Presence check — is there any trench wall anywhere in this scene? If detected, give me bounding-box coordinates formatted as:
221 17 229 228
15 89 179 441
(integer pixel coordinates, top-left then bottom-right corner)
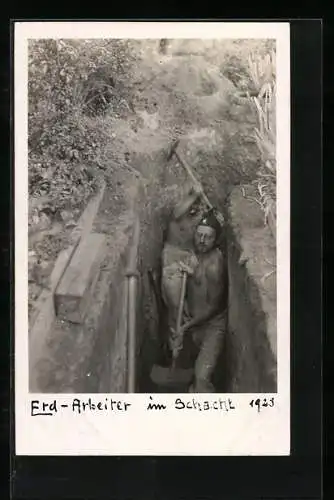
88 164 168 393
225 184 277 392
29 155 168 393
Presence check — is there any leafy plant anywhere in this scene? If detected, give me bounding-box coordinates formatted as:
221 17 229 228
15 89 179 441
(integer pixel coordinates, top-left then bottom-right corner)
28 39 136 218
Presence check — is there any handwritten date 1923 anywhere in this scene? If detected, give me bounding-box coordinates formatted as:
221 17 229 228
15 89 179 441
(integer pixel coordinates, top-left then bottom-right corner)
249 397 275 412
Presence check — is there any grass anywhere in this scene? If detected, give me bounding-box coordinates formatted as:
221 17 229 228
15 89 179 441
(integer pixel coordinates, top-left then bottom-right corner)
248 49 276 239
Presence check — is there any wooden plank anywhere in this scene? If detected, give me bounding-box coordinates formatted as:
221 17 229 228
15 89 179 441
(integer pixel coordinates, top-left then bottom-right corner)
55 233 106 324
68 180 105 246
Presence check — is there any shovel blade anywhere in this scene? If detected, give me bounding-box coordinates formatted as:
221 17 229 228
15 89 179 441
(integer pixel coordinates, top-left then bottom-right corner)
150 364 194 387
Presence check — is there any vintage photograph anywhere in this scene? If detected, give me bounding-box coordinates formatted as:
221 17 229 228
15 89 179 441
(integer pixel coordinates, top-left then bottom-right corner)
27 36 277 395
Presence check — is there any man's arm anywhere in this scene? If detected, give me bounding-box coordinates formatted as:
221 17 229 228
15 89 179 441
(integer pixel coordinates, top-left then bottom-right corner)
183 300 220 331
172 191 201 220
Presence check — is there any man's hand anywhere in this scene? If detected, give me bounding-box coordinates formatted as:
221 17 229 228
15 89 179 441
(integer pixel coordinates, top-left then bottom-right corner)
168 324 189 356
169 319 192 343
168 329 183 356
192 181 204 196
187 184 203 202
179 261 194 275
179 253 198 275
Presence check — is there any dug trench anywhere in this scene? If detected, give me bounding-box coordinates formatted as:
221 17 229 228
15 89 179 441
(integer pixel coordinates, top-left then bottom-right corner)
29 140 277 394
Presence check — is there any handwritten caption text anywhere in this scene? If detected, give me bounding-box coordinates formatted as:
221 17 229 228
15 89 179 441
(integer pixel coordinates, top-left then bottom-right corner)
30 396 275 417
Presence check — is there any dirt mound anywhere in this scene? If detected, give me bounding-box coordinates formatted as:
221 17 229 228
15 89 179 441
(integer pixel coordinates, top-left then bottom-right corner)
121 52 260 199
153 56 234 96
132 55 237 130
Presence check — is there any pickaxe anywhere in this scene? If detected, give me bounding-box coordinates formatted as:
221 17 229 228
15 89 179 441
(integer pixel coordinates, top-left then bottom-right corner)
166 139 225 226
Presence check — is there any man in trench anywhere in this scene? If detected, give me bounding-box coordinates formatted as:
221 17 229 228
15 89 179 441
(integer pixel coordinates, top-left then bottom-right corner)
168 210 227 393
160 182 207 337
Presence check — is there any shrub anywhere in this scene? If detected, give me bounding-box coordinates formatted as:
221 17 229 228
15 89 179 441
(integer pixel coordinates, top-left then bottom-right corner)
28 39 137 216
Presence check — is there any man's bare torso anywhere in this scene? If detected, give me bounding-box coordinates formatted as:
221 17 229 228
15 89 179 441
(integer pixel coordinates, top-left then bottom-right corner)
187 248 225 319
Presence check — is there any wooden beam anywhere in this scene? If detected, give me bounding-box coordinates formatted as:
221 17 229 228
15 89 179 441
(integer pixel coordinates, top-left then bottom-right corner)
54 233 106 324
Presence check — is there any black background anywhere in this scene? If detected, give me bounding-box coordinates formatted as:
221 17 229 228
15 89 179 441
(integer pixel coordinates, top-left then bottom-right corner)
1 18 323 500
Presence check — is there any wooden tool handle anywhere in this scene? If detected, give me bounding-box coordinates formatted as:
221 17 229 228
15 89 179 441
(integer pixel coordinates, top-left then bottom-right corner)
174 148 225 225
172 270 188 365
176 270 188 333
174 149 212 208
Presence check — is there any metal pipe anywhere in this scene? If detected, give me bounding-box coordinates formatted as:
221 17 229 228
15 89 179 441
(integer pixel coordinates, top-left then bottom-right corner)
125 216 140 393
127 275 138 393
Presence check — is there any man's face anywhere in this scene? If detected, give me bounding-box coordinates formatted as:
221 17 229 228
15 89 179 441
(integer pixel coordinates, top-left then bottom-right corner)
194 225 216 253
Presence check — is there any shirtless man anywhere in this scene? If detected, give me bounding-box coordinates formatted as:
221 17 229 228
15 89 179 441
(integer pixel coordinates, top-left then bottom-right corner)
161 183 207 334
170 210 227 393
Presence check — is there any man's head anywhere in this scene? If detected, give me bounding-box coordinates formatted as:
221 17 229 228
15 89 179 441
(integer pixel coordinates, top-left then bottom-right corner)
194 210 221 254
